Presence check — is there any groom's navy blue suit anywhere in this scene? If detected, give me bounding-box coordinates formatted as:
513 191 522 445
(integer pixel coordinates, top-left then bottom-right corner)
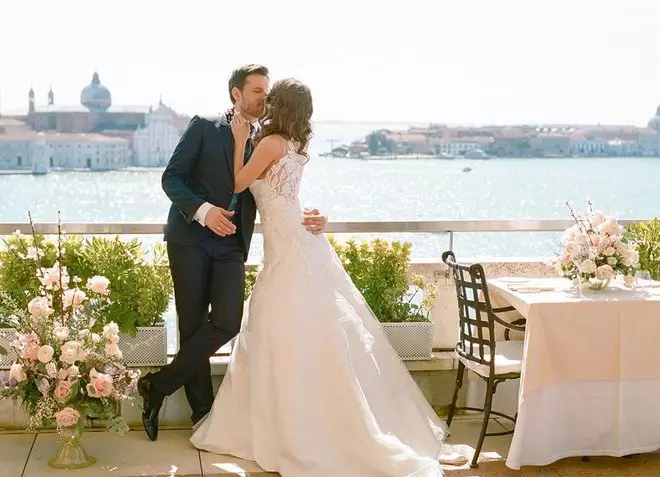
150 113 256 423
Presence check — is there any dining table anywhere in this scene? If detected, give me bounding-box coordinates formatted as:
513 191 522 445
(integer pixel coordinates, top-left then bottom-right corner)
487 276 660 469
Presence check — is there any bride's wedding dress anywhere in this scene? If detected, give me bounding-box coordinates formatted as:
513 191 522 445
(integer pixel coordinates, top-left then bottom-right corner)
190 141 447 476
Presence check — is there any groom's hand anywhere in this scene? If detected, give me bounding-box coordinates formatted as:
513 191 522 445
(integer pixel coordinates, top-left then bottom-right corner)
302 208 328 235
206 206 236 236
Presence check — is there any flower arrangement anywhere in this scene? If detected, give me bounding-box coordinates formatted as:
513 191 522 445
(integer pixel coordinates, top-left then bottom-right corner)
554 202 639 289
0 216 139 438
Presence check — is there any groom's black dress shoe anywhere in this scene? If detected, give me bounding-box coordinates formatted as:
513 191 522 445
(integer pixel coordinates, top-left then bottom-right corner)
138 374 163 441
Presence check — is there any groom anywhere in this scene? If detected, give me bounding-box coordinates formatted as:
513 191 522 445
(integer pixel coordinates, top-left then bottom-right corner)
138 64 328 441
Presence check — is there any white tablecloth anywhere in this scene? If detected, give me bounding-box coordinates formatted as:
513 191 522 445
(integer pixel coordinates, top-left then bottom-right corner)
488 277 660 469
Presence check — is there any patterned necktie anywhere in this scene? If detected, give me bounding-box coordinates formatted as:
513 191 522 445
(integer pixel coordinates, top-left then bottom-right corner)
245 127 254 163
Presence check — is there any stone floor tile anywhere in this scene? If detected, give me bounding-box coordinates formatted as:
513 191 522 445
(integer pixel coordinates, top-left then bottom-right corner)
199 451 276 476
23 429 202 476
445 417 513 467
0 433 36 477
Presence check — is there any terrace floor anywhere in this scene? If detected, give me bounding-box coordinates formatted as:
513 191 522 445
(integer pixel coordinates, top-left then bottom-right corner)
3 414 660 476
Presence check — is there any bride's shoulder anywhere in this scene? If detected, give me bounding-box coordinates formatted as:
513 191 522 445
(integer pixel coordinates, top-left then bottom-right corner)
255 134 289 157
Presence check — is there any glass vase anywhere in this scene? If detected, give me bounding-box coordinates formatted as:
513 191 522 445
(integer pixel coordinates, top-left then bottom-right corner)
48 425 96 469
586 278 610 290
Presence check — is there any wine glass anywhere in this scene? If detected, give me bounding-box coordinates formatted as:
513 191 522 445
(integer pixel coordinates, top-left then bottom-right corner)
635 270 652 288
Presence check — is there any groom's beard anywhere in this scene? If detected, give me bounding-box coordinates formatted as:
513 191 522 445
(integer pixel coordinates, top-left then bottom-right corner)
246 103 265 120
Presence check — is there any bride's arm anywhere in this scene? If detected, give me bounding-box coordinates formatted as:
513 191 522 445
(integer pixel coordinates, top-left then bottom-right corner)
234 136 286 193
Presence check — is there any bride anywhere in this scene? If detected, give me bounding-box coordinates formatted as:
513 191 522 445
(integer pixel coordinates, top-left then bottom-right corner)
190 78 459 476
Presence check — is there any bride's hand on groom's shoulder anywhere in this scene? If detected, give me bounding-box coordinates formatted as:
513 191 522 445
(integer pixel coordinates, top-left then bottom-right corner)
302 208 328 235
230 111 251 144
206 206 236 237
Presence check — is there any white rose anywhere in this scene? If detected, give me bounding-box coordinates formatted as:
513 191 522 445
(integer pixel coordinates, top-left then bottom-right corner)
60 341 86 365
565 241 583 259
45 362 58 378
598 217 623 236
595 264 615 281
579 259 597 274
53 326 70 341
67 365 80 378
622 250 639 267
607 256 617 266
589 212 605 226
91 333 101 344
103 322 119 336
37 345 55 364
9 363 26 382
38 263 70 290
28 297 54 318
63 289 87 309
78 329 89 338
86 276 110 295
603 247 616 257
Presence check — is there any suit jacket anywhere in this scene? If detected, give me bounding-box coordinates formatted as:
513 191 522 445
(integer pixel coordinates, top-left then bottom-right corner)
161 114 257 256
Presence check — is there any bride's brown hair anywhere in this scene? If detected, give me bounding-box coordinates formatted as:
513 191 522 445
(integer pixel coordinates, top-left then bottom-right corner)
256 78 313 157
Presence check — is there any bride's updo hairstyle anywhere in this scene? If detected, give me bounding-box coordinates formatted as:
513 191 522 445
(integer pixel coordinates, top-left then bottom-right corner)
256 78 313 158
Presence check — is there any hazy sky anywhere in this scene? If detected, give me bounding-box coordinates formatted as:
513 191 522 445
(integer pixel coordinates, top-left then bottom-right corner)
1 0 659 125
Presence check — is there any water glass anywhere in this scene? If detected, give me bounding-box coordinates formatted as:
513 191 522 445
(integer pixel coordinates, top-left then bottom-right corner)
635 270 652 288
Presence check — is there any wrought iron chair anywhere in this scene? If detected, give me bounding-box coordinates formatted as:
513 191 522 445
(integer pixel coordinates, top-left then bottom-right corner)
442 251 526 468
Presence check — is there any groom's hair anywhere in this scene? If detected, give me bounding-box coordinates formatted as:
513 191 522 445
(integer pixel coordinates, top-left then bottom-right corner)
228 64 269 103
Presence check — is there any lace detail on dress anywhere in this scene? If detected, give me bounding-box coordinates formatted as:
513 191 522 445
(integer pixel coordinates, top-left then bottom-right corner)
249 140 306 211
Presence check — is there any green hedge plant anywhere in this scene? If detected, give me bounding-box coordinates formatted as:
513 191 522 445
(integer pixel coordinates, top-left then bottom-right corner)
328 237 437 323
0 229 172 335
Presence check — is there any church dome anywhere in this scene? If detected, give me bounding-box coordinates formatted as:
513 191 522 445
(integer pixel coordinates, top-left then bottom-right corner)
81 72 111 111
648 106 660 132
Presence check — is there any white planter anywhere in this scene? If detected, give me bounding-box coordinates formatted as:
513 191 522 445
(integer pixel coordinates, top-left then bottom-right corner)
381 321 434 360
119 327 168 367
0 328 17 369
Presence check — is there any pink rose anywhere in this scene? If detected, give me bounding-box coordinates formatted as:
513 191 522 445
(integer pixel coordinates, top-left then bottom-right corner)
38 263 70 290
9 363 26 383
54 380 73 403
63 289 87 309
54 407 80 428
28 296 54 318
105 342 122 359
21 343 40 362
86 369 114 398
86 276 110 295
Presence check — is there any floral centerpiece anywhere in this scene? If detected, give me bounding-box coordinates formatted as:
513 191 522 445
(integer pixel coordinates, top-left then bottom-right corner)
0 216 139 469
554 202 639 290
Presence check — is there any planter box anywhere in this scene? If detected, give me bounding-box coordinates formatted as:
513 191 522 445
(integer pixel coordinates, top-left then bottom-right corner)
119 327 168 367
0 328 18 369
381 321 434 361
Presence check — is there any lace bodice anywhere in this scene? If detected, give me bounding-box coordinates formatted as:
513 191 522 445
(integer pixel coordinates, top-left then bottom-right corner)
249 140 332 272
249 140 306 219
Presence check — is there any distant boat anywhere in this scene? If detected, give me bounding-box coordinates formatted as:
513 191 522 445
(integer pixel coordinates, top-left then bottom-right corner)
462 166 472 172
464 149 489 160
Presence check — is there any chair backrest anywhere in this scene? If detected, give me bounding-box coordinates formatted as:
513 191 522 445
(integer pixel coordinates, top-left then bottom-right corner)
442 250 497 369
